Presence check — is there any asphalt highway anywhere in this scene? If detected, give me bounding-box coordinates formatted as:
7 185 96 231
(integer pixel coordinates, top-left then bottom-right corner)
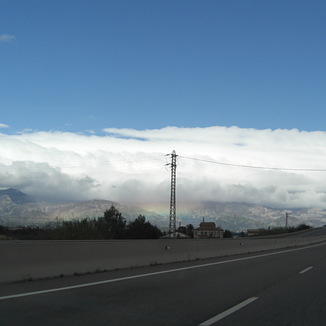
1 242 326 326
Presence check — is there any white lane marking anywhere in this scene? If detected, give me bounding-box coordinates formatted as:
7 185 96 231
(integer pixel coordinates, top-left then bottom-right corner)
0 242 325 301
300 266 314 274
199 297 258 326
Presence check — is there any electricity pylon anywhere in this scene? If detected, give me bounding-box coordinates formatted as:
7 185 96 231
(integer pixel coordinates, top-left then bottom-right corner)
168 150 177 236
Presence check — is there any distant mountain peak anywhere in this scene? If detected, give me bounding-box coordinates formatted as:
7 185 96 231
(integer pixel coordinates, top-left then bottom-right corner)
0 188 34 205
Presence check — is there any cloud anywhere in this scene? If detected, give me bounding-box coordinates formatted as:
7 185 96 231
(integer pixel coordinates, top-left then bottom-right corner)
0 161 99 202
0 123 9 129
1 126 326 213
0 34 15 42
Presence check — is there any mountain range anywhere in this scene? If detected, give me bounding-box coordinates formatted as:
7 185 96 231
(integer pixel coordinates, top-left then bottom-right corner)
0 188 167 228
180 201 326 231
1 188 326 231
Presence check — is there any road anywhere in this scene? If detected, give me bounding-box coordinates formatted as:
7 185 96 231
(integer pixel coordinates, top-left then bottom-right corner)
1 242 326 326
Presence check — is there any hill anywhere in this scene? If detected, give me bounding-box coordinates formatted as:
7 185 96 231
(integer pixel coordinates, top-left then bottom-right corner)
179 201 326 231
0 188 34 204
0 189 166 227
1 189 326 231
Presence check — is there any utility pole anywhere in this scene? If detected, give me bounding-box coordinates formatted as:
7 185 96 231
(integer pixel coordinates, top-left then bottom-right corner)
168 150 177 237
285 212 289 229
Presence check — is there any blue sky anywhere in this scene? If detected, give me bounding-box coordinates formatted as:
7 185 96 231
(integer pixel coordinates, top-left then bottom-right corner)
1 0 326 134
2 1 326 212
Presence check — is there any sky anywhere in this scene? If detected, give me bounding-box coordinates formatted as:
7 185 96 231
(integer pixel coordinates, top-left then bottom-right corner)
1 0 326 214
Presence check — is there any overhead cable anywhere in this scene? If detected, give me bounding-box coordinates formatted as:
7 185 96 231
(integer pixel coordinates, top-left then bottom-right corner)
179 155 326 172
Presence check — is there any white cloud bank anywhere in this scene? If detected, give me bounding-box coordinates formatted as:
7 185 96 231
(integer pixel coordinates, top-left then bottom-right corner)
1 126 326 213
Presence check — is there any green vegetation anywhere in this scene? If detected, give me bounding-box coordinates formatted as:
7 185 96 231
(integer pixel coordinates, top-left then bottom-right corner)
177 224 194 238
0 206 162 240
223 229 233 238
254 224 312 236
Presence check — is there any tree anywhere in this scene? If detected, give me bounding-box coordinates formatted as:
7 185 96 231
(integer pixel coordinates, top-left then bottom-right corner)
223 229 233 238
186 224 194 238
99 206 127 239
52 218 100 240
127 215 162 239
296 224 312 232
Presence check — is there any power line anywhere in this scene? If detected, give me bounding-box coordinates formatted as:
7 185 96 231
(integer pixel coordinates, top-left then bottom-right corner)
2 152 326 174
179 155 326 172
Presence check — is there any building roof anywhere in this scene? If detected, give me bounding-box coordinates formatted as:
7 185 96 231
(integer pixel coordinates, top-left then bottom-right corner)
195 222 223 231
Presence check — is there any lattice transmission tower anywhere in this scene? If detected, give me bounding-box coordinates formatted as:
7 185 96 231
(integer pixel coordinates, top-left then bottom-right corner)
168 150 177 236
